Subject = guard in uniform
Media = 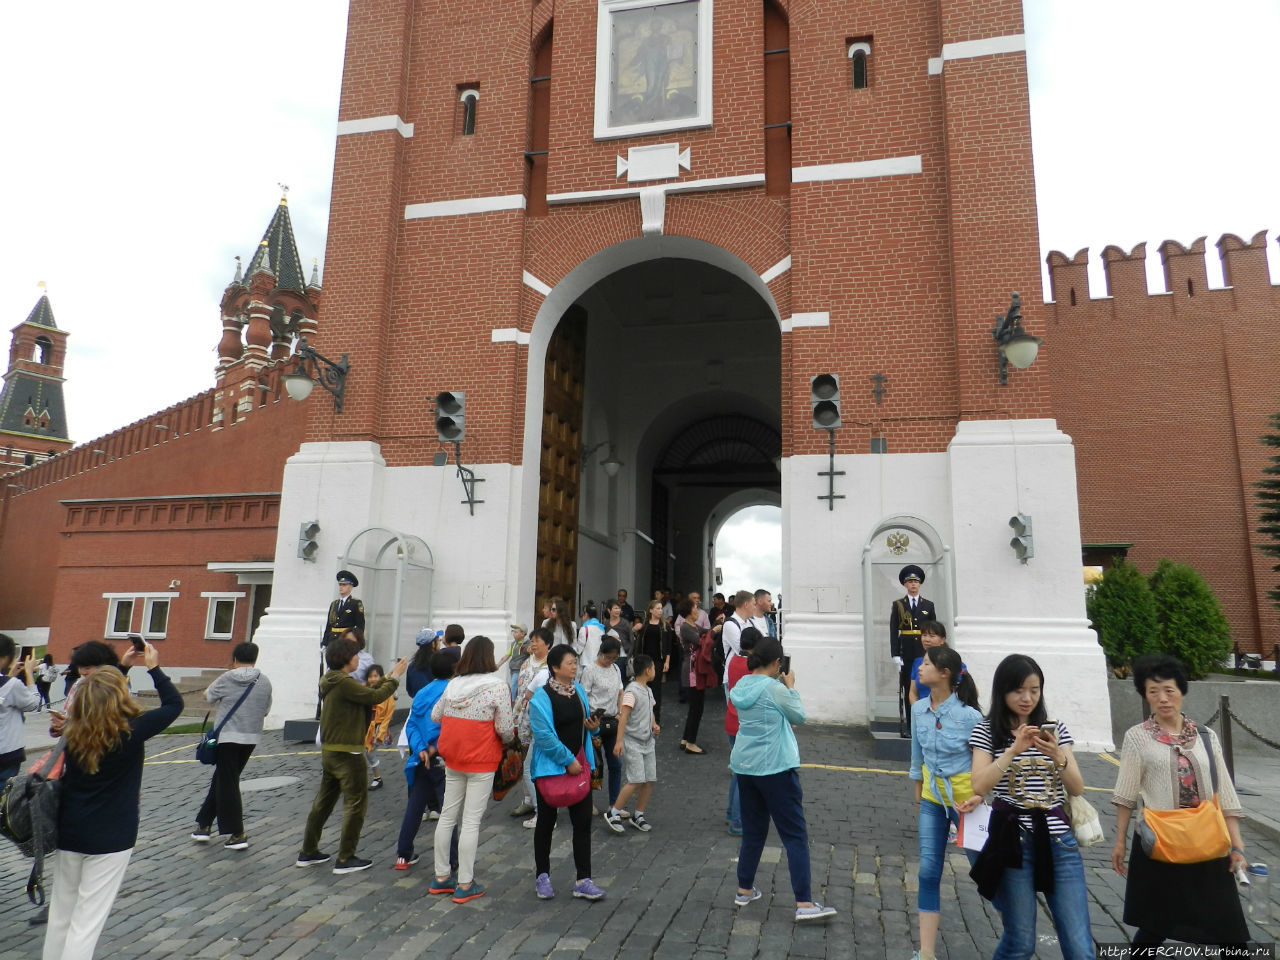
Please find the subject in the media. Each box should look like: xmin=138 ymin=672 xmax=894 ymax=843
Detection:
xmin=316 ymin=570 xmax=365 ymax=719
xmin=889 ymin=565 xmax=935 ymax=737
xmin=322 ymin=570 xmax=365 ymax=647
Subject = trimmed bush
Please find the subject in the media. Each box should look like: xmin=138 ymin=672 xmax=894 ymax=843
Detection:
xmin=1087 ymin=559 xmax=1157 ymax=671
xmin=1149 ymin=558 xmax=1231 ymax=680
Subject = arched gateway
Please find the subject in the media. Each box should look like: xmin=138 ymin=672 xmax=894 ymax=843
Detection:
xmin=253 ymin=0 xmax=1111 ymax=748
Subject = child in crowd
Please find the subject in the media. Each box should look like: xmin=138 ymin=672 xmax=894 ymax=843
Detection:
xmin=395 ymin=651 xmax=459 ymax=871
xmin=506 ymin=622 xmax=529 ymax=704
xmin=365 ymin=664 xmax=395 ymax=790
xmin=908 ymin=622 xmax=964 ymax=707
xmin=605 ymin=654 xmax=659 ymax=832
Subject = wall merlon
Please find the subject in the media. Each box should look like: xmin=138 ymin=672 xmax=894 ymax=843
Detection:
xmin=1049 ymin=232 xmax=1278 ymax=308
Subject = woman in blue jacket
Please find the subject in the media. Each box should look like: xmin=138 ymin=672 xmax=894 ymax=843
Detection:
xmin=528 ymin=644 xmax=602 ymax=901
xmin=728 ymin=637 xmax=835 ymax=923
xmin=909 ymin=644 xmax=984 ymax=960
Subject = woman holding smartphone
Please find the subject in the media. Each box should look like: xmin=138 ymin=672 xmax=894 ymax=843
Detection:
xmin=968 ymin=654 xmax=1093 ymax=960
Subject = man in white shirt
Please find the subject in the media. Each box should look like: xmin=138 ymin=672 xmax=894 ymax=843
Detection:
xmin=750 ymin=590 xmax=776 ymax=639
xmin=721 ymin=591 xmax=755 ymax=681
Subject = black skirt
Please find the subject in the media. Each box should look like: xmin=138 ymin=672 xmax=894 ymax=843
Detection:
xmin=1123 ymin=838 xmax=1249 ymax=944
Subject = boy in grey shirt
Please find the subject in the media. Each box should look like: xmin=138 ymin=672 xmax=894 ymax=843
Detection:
xmin=604 ymin=654 xmax=659 ymax=833
xmin=192 ymin=642 xmax=273 ymax=850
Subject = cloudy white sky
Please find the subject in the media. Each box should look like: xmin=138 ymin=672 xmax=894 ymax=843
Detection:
xmin=2 ymin=2 xmax=1277 ymax=598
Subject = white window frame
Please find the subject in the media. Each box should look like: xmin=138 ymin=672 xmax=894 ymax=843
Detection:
xmin=594 ymin=0 xmax=714 ymax=141
xmin=202 ymin=592 xmax=245 ymax=641
xmin=103 ymin=595 xmax=135 ymax=639
xmin=141 ymin=597 xmax=171 ymax=640
xmin=102 ymin=591 xmax=178 ymax=640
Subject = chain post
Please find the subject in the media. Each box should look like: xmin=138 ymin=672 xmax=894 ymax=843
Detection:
xmin=1219 ymin=694 xmax=1234 ymax=782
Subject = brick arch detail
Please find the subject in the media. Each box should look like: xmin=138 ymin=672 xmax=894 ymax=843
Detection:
xmin=524 ymin=193 xmax=790 ymax=296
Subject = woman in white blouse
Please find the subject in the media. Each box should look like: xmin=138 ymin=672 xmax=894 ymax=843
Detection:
xmin=1110 ymin=653 xmax=1248 ymax=948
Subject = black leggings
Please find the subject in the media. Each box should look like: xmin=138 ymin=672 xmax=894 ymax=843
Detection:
xmin=682 ymin=687 xmax=705 ymax=743
xmin=533 ymin=782 xmax=592 ymax=879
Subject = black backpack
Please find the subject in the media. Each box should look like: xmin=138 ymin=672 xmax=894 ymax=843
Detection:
xmin=713 ymin=618 xmax=741 ymax=680
xmin=0 ymin=737 xmax=66 ymax=904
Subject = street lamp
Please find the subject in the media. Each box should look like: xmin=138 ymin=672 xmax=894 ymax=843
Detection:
xmin=283 ymin=337 xmax=350 ymax=411
xmin=991 ymin=292 xmax=1042 ymax=385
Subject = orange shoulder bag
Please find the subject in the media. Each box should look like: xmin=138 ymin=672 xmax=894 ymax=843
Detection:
xmin=1136 ymin=722 xmax=1231 ymax=864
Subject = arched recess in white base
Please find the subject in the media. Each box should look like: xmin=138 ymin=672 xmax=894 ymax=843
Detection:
xmin=860 ymin=515 xmax=952 ymax=724
xmin=515 ymin=236 xmax=785 ymax=615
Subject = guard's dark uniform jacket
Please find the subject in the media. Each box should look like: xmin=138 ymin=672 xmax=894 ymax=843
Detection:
xmin=322 ymin=595 xmax=365 ymax=646
xmin=889 ymin=595 xmax=936 ymax=666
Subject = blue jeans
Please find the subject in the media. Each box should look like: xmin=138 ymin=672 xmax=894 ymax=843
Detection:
xmin=992 ymin=828 xmax=1094 ymax=960
xmin=917 ymin=798 xmax=960 ymax=912
xmin=736 ymin=769 xmax=811 ymax=903
xmin=725 ymin=735 xmax=740 ymax=829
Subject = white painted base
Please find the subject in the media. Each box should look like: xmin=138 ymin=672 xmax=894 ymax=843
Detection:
xmin=258 ymin=419 xmax=1112 ymax=747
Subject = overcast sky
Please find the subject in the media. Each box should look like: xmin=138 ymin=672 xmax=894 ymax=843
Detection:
xmin=3 ymin=3 xmax=1277 ymax=596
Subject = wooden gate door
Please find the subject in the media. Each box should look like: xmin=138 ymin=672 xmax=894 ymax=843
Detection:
xmin=536 ymin=307 xmax=586 ymax=617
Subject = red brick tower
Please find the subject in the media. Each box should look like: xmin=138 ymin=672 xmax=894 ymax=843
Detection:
xmin=256 ymin=0 xmax=1110 ymax=745
xmin=215 ymin=195 xmax=321 ymax=429
xmin=0 ymin=291 xmax=72 ymax=476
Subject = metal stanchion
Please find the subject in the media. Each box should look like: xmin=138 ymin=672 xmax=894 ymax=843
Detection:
xmin=1220 ymin=694 xmax=1234 ymax=783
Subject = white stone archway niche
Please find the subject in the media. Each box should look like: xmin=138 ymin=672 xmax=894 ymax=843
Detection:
xmin=340 ymin=526 xmax=435 ymax=667
xmin=860 ymin=515 xmax=953 ymax=725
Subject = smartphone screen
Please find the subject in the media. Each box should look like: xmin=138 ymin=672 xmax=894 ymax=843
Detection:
xmin=128 ymin=634 xmax=146 ymax=652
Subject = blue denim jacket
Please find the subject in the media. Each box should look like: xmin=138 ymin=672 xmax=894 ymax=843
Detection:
xmin=909 ymin=693 xmax=982 ymax=807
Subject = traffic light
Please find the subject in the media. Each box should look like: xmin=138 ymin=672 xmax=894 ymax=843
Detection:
xmin=435 ymin=391 xmax=465 ymax=442
xmin=810 ymin=374 xmax=841 ymax=430
xmin=297 ymin=520 xmax=320 ymax=561
xmin=1009 ymin=514 xmax=1033 ymax=562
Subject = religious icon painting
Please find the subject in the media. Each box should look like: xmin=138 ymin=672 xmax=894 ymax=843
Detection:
xmin=595 ymin=0 xmax=714 ymax=139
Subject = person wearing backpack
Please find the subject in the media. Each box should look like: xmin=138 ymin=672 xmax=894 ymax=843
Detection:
xmin=190 ymin=642 xmax=273 ymax=851
xmin=44 ymin=642 xmax=183 ymax=960
xmin=0 ymin=636 xmax=39 ymax=789
xmin=35 ymin=655 xmax=57 ymax=710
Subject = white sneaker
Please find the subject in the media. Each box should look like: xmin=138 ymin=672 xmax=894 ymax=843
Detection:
xmin=523 ymin=816 xmax=537 ymax=829
xmin=795 ymin=902 xmax=837 ymax=922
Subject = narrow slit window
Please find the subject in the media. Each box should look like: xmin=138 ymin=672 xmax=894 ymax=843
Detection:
xmin=459 ymin=88 xmax=479 ymax=136
xmin=848 ymin=40 xmax=871 ymax=89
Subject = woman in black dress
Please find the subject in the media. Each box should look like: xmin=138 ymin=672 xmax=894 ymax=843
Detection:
xmin=637 ymin=600 xmax=671 ymax=722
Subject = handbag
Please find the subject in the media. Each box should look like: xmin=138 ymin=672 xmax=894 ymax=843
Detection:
xmin=196 ymin=681 xmax=257 ymax=765
xmin=0 ymin=737 xmax=66 ymax=904
xmin=1136 ymin=722 xmax=1231 ymax=864
xmin=1066 ymin=794 xmax=1104 ymax=846
xmin=539 ymin=748 xmax=591 ymax=808
xmin=492 ymin=735 xmax=525 ymax=801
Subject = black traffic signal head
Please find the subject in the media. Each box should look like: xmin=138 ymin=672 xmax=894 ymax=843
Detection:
xmin=810 ymin=374 xmax=841 ymax=430
xmin=435 ymin=391 xmax=465 ymax=442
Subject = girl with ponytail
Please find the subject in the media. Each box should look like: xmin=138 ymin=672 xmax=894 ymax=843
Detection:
xmin=908 ymin=645 xmax=983 ymax=960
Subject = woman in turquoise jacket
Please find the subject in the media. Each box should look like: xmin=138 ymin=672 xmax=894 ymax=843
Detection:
xmin=527 ymin=644 xmax=602 ymax=901
xmin=728 ymin=637 xmax=836 ymax=923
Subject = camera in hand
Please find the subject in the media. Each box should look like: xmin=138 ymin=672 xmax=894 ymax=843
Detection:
xmin=780 ymin=656 xmax=791 ymax=675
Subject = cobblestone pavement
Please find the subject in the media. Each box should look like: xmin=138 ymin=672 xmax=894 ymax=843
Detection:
xmin=3 ymin=687 xmax=1277 ymax=959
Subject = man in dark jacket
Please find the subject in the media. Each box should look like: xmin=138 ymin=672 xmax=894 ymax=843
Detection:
xmin=297 ymin=637 xmax=405 ymax=874
xmin=889 ymin=565 xmax=935 ymax=737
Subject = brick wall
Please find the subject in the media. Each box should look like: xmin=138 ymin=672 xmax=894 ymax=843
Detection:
xmin=1046 ymin=231 xmax=1280 ymax=654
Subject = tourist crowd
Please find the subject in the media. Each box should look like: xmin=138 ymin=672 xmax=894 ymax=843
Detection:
xmin=0 ymin=581 xmax=1256 ymax=958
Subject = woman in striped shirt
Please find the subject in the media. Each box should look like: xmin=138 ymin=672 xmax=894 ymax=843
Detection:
xmin=968 ymin=654 xmax=1093 ymax=960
